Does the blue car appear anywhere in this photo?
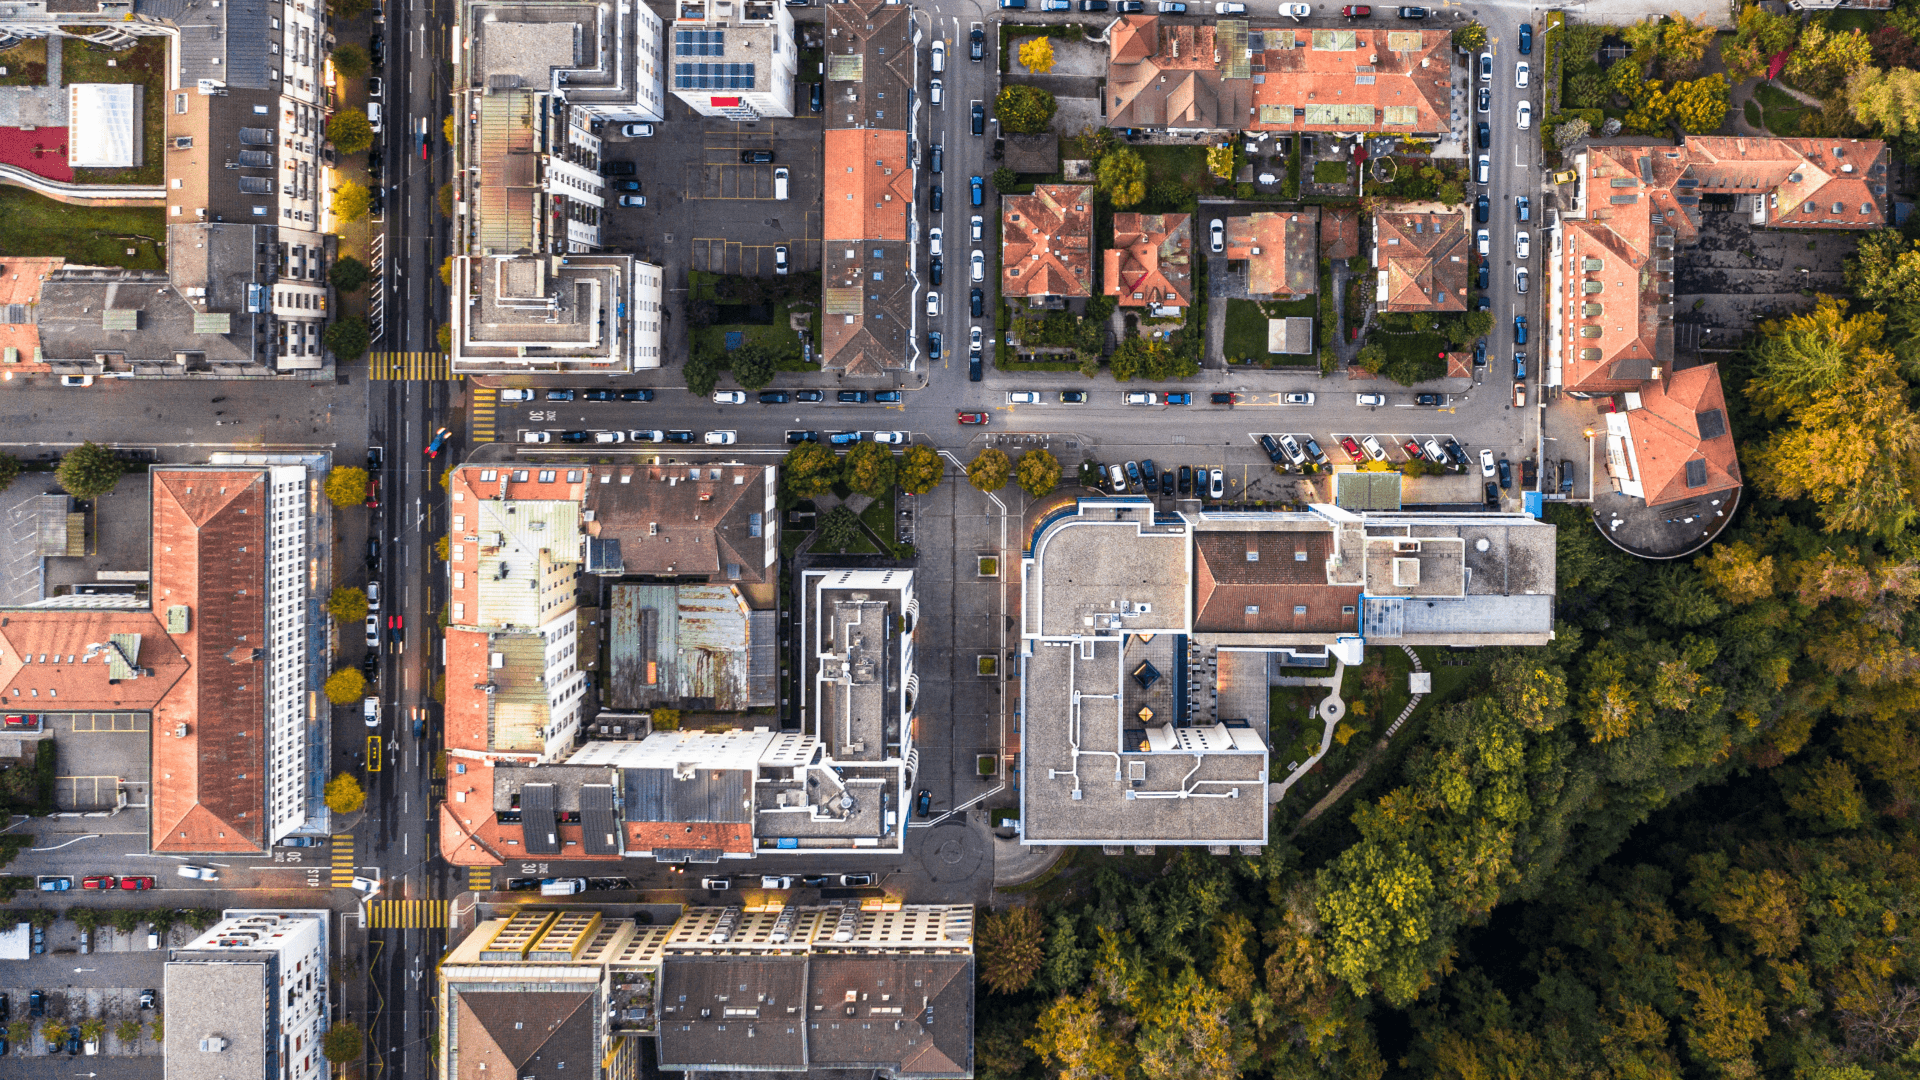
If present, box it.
[1514,315,1528,345]
[1519,22,1532,53]
[970,176,984,206]
[1124,460,1142,490]
[1514,353,1527,380]
[1473,339,1487,367]
[1140,459,1158,487]
[1166,392,1192,405]
[874,391,902,403]
[928,331,943,359]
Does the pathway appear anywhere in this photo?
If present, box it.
[1267,658,1346,802]
[1329,258,1358,368]
[1288,646,1427,835]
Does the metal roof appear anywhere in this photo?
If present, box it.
[580,783,619,855]
[521,782,560,854]
[624,766,751,824]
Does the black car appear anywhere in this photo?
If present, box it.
[1140,459,1159,487]
[759,390,791,404]
[916,789,933,817]
[1485,481,1500,507]
[1061,389,1087,403]
[1496,457,1513,490]
[1475,193,1490,223]
[584,388,614,400]
[1414,393,1442,406]
[28,992,43,1018]
[1080,0,1108,8]
[360,651,379,681]
[875,391,902,402]
[1476,121,1490,150]
[1259,434,1285,463]
[930,259,943,285]
[1477,263,1489,290]
[369,33,385,65]
[559,430,590,443]
[969,354,983,382]
[1560,458,1575,494]
[838,390,869,403]
[929,143,943,173]
[969,25,984,60]
[809,82,823,113]
[1177,465,1192,494]
[1397,5,1427,15]
[618,388,654,401]
[366,538,380,569]
[367,445,383,470]
[1210,392,1234,404]
[786,430,819,443]
[0,992,9,1023]
[600,160,636,176]
[545,388,575,401]
[664,430,693,443]
[971,101,985,136]
[930,185,943,212]
[506,877,541,891]
[795,390,824,402]
[928,331,943,359]
[740,149,774,163]
[1519,22,1532,53]
[970,287,984,316]
[801,874,831,887]
[1160,469,1175,495]
[610,179,642,192]
[1473,339,1487,367]
[1445,439,1469,467]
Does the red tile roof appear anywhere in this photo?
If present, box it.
[1105,213,1193,308]
[1002,185,1093,299]
[0,258,61,372]
[1684,136,1889,229]
[1625,364,1743,509]
[1224,210,1317,296]
[1193,531,1359,634]
[1372,207,1468,312]
[821,131,914,375]
[823,129,913,243]
[627,820,753,856]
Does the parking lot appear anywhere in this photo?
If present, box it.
[41,712,151,813]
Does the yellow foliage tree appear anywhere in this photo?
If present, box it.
[1668,74,1729,134]
[1206,145,1233,180]
[1848,65,1920,139]
[324,773,366,814]
[323,667,366,705]
[331,180,371,224]
[1017,36,1054,74]
[324,466,369,507]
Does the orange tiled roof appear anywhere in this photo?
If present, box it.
[1105,213,1193,308]
[1193,531,1358,634]
[1224,210,1317,296]
[1002,185,1093,299]
[444,629,502,756]
[1373,207,1467,312]
[820,129,914,374]
[1684,136,1888,229]
[1626,364,1743,509]
[0,258,62,372]
[627,820,753,856]
[823,129,913,243]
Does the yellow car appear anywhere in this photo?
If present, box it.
[1550,169,1579,185]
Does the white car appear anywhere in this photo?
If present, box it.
[971,250,985,282]
[712,390,747,404]
[522,430,551,444]
[593,431,626,444]
[969,326,984,353]
[1209,218,1225,253]
[1125,392,1160,405]
[1282,392,1314,404]
[1516,267,1529,294]
[1215,2,1245,12]
[1208,468,1225,498]
[177,865,218,881]
[929,78,943,106]
[1360,435,1387,462]
[700,877,731,890]
[365,614,379,647]
[1516,231,1530,259]
[1480,448,1497,477]
[363,697,380,728]
[1477,228,1490,256]
[872,431,908,444]
[1279,434,1307,466]
[350,875,381,894]
[621,123,655,137]
[1281,2,1310,17]
[1479,51,1492,81]
[631,429,664,443]
[1516,61,1529,89]
[970,215,984,242]
[774,245,789,275]
[366,582,381,613]
[1007,391,1042,404]
[499,388,535,401]
[1476,154,1489,184]
[59,375,93,388]
[704,430,738,444]
[930,39,946,71]
[761,875,794,890]
[1356,393,1387,406]
[1423,438,1447,465]
[929,226,943,258]
[927,292,941,317]
[1517,99,1532,129]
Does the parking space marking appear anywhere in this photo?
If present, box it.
[64,711,147,733]
[366,735,382,773]
[685,162,775,200]
[691,238,785,276]
[57,774,122,810]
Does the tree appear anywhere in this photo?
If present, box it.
[331,0,369,19]
[1206,145,1233,181]
[1870,24,1920,69]
[1136,968,1244,1080]
[4,1021,29,1050]
[730,342,777,390]
[995,84,1057,135]
[325,317,370,362]
[331,180,371,223]
[330,43,368,78]
[437,324,453,353]
[114,1018,142,1047]
[41,1019,69,1047]
[979,907,1046,993]
[148,1015,164,1043]
[683,351,720,397]
[1668,74,1730,134]
[1452,21,1487,52]
[967,448,1011,492]
[78,1019,105,1044]
[323,667,366,705]
[324,774,366,814]
[0,453,21,492]
[815,505,861,551]
[322,1022,364,1064]
[326,586,369,624]
[897,444,944,495]
[1660,11,1717,78]
[1784,757,1867,831]
[443,113,457,145]
[324,466,369,507]
[1785,23,1874,98]
[1848,65,1920,140]
[56,441,122,499]
[328,110,375,155]
[437,183,454,218]
[782,441,842,499]
[1018,36,1055,74]
[1096,148,1147,209]
[1723,3,1800,81]
[1016,448,1062,497]
[844,441,897,498]
[1028,991,1134,1080]
[330,255,369,293]
[991,166,1019,192]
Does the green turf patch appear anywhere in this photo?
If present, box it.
[0,188,165,269]
[1224,299,1272,359]
[1313,159,1351,185]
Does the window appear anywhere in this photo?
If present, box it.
[1245,550,1259,562]
[1294,550,1308,561]
[175,92,189,113]
[174,136,193,149]
[1683,459,1708,488]
[252,206,269,216]
[1244,605,1259,615]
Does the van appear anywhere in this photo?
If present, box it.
[146,932,160,949]
[367,102,383,134]
[540,878,587,896]
[773,166,789,201]
[363,697,381,728]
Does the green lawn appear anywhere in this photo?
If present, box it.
[1751,84,1812,135]
[692,303,818,372]
[0,38,47,86]
[858,491,913,558]
[59,36,166,185]
[1313,159,1351,185]
[0,188,164,268]
[1224,299,1271,359]
[1374,330,1451,382]
[1133,144,1210,189]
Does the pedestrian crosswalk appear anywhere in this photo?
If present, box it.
[330,834,355,888]
[367,900,449,929]
[466,866,492,892]
[370,351,453,381]
[470,386,497,443]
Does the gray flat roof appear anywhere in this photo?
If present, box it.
[164,959,269,1080]
[1025,502,1190,638]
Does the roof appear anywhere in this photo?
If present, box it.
[823,129,913,244]
[1104,213,1194,308]
[451,988,598,1080]
[582,464,776,583]
[1225,210,1317,296]
[1686,136,1888,228]
[1373,206,1468,312]
[1192,529,1359,634]
[822,0,912,131]
[1002,133,1059,173]
[806,956,973,1078]
[820,128,914,376]
[38,232,270,374]
[0,258,62,372]
[163,957,270,1080]
[67,83,137,168]
[1002,185,1094,299]
[657,957,811,1069]
[1625,364,1743,508]
[606,584,773,711]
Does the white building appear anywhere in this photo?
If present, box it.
[164,910,330,1080]
[668,0,796,120]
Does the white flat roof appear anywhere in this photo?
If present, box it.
[69,84,137,169]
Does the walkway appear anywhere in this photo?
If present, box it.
[1267,658,1346,802]
[1288,646,1427,834]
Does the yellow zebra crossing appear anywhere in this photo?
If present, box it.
[367,900,449,929]
[466,865,492,892]
[470,386,497,443]
[330,834,355,888]
[370,351,453,381]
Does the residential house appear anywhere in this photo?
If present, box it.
[1372,206,1468,312]
[1002,185,1093,302]
[1223,209,1318,298]
[1105,213,1194,310]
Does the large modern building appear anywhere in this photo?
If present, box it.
[668,0,797,120]
[164,910,330,1080]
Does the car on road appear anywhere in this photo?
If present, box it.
[1480,448,1497,477]
[759,390,791,404]
[930,185,943,212]
[120,876,154,890]
[59,375,92,388]
[610,180,642,193]
[28,992,44,1017]
[792,390,823,402]
[1208,468,1225,499]
[632,429,665,443]
[498,388,535,401]
[365,614,380,647]
[1486,481,1501,507]
[1442,440,1469,468]
[1212,392,1236,404]
[1513,381,1527,408]
[1477,263,1490,290]
[1160,470,1175,495]
[928,331,943,359]
[930,38,946,71]
[1176,465,1192,493]
[1355,392,1386,406]
[592,431,625,444]
[1080,1,1108,10]
[957,411,988,425]
[282,836,322,848]
[545,388,575,401]
[971,250,985,281]
[809,82,823,111]
[774,245,789,275]
[876,391,901,403]
[970,214,985,243]
[1282,392,1314,404]
[1340,4,1370,14]
[1519,22,1532,53]
[928,225,943,257]
[1279,434,1308,467]
[703,430,737,445]
[872,431,907,444]
[740,149,774,164]
[2,714,37,730]
[916,789,933,817]
[971,287,984,316]
[1157,2,1186,11]
[82,876,117,890]
[1476,193,1489,223]
[1515,61,1529,88]
[1059,390,1088,404]
[1210,218,1225,252]
[1414,393,1445,406]
[1339,435,1365,462]
[838,390,868,403]
[1124,461,1143,490]
[970,173,984,202]
[424,427,451,457]
[840,873,877,887]
[1360,435,1387,461]
[1516,195,1531,221]
[1476,121,1490,150]
[1517,99,1532,129]
[700,877,731,890]
[559,429,589,443]
[712,390,747,404]
[1477,228,1490,256]
[1423,438,1447,465]
[621,122,654,137]
[1106,464,1126,491]
[761,875,795,890]
[1516,230,1530,259]
[1476,152,1489,183]
[1302,438,1330,466]
[1476,87,1489,115]
[1514,315,1528,344]
[970,25,985,60]
[506,877,541,891]
[1007,391,1042,404]
[1400,438,1424,460]
[969,326,984,354]
[177,865,218,881]
[600,159,635,176]
[388,614,403,642]
[1214,1,1242,10]
[584,388,616,401]
[1479,51,1492,81]
[926,291,940,317]
[1167,392,1192,404]
[1497,457,1514,489]
[785,430,817,444]
[1516,266,1529,294]
[1124,392,1159,405]
[930,258,943,285]
[1280,2,1309,16]
[616,195,647,207]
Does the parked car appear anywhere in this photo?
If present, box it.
[81,876,117,890]
[1519,22,1532,53]
[759,390,791,404]
[761,875,795,890]
[957,411,989,425]
[1282,392,1314,404]
[1208,468,1225,499]
[1515,267,1529,293]
[1514,315,1528,344]
[119,876,154,891]
[1476,192,1490,222]
[1414,393,1445,406]
[703,430,738,445]
[1479,51,1492,81]
[1356,392,1386,406]
[740,149,774,164]
[712,390,747,404]
[1560,459,1576,494]
[1360,436,1387,462]
[1397,6,1428,16]
[840,874,877,887]
[1340,4,1370,15]
[970,25,985,60]
[795,390,824,402]
[1167,392,1192,404]
[1259,435,1285,464]
[1124,392,1160,405]
[774,245,789,275]
[1497,457,1514,489]
[365,614,380,647]
[785,430,817,444]
[1477,228,1491,256]
[1486,481,1501,507]
[971,287,984,317]
[1061,390,1088,403]
[1280,1,1310,16]
[1157,2,1186,11]
[700,877,731,890]
[1209,218,1225,253]
[1517,196,1531,222]
[1516,60,1530,88]
[1007,391,1042,404]
[621,122,655,137]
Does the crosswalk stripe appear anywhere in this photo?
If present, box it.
[466,866,492,892]
[470,387,497,443]
[367,900,449,929]
[370,351,454,382]
[330,834,355,888]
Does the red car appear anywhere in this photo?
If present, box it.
[1341,4,1371,14]
[81,875,118,890]
[119,876,154,891]
[388,614,404,643]
[1339,436,1365,463]
[365,474,380,509]
[956,411,989,425]
[1401,439,1423,460]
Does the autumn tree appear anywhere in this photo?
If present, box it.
[1723,3,1800,81]
[328,109,375,155]
[1017,36,1055,74]
[1096,148,1147,209]
[781,440,842,499]
[325,586,369,623]
[1668,74,1729,134]
[330,43,368,78]
[1785,23,1874,97]
[325,773,366,814]
[967,448,1011,492]
[322,1022,364,1063]
[843,441,897,498]
[1848,65,1920,140]
[324,667,367,706]
[332,178,371,222]
[1027,991,1133,1080]
[1659,11,1716,79]
[978,907,1046,993]
[1451,21,1487,52]
[324,465,370,507]
[1015,448,1061,497]
[995,84,1057,135]
[896,444,944,495]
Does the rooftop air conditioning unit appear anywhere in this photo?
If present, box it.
[174,723,189,738]
[199,1038,229,1053]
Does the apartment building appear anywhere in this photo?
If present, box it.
[669,0,796,120]
[165,909,330,1080]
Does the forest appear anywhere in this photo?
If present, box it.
[972,222,1920,1079]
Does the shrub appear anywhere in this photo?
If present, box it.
[650,708,681,732]
[330,44,368,78]
[115,1018,143,1047]
[815,505,861,551]
[1017,36,1055,74]
[991,166,1019,192]
[0,453,21,492]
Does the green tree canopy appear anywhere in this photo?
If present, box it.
[322,1022,364,1064]
[683,351,721,397]
[328,110,374,155]
[978,907,1046,994]
[967,448,1011,492]
[991,166,1019,192]
[995,84,1057,135]
[1015,448,1061,498]
[56,441,122,499]
[844,441,897,498]
[325,317,370,362]
[729,343,777,390]
[329,255,369,293]
[782,441,841,499]
[897,444,944,495]
[330,43,368,78]
[814,505,861,551]
[0,453,20,492]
